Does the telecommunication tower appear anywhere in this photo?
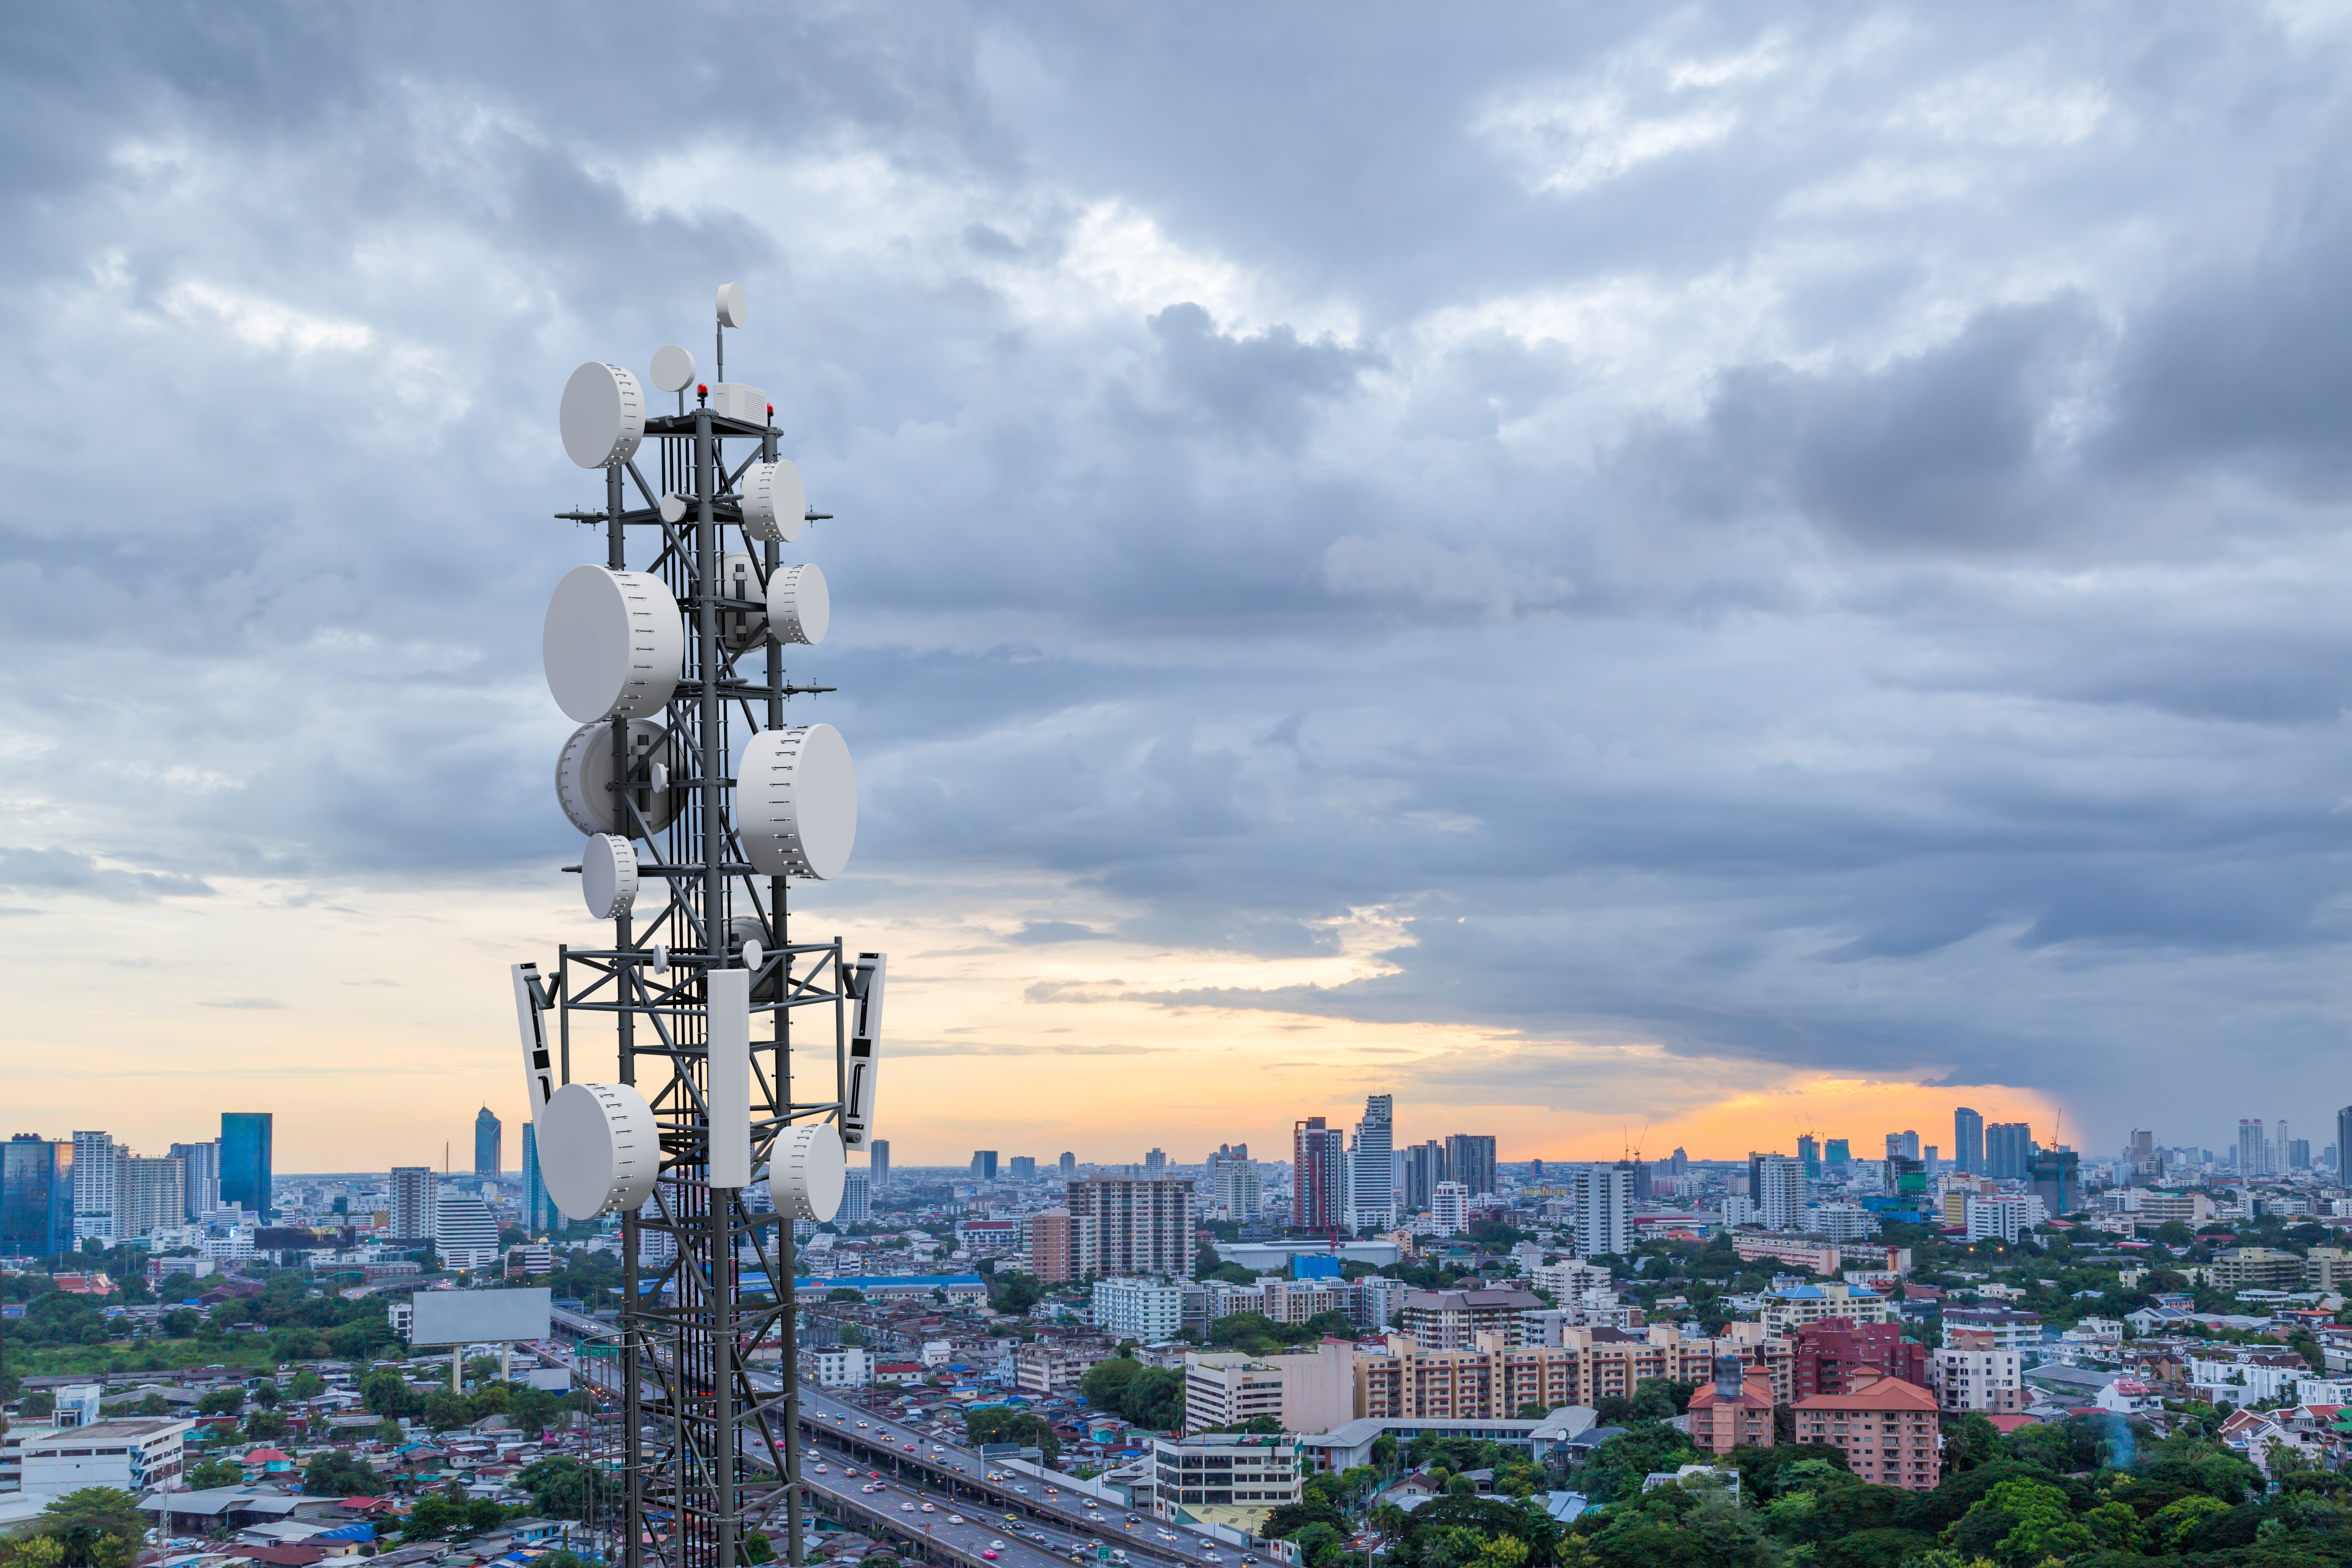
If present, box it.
[508,282,886,1568]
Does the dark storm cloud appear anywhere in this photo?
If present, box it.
[5,2,2352,1147]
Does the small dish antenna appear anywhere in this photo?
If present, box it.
[560,362,646,469]
[740,723,857,880]
[581,833,640,919]
[766,562,829,646]
[741,460,805,543]
[556,719,679,837]
[543,565,683,723]
[765,1123,847,1221]
[539,1081,662,1219]
[650,343,698,394]
[659,492,689,525]
[717,282,749,329]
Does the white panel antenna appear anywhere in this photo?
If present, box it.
[839,951,886,1148]
[707,970,753,1189]
[510,962,557,1118]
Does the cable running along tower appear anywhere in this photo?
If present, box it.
[511,282,885,1568]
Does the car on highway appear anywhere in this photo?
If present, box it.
[922,1504,936,1514]
[815,1464,829,1474]
[982,1554,998,1561]
[900,1504,916,1513]
[949,1516,965,1525]
[857,1421,869,1428]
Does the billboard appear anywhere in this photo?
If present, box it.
[409,1287,552,1346]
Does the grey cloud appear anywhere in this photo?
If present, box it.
[0,847,214,903]
[1008,921,1113,945]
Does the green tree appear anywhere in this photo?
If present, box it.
[1078,1355,1142,1407]
[1950,1478,2094,1568]
[31,1488,144,1568]
[287,1369,326,1400]
[197,1389,245,1416]
[303,1451,384,1498]
[185,1458,244,1491]
[519,1457,601,1521]
[1118,1365,1185,1430]
[991,1272,1045,1314]
[965,1408,1062,1462]
[401,1495,460,1540]
[243,1408,289,1442]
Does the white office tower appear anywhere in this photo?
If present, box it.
[70,1132,125,1243]
[1347,1094,1396,1231]
[1569,1164,1631,1257]
[1749,1153,1805,1231]
[389,1166,435,1243]
[838,1170,872,1227]
[433,1191,500,1269]
[1430,1181,1470,1236]
[126,1157,187,1239]
[1213,1157,1262,1221]
[2276,1120,2291,1177]
[170,1141,221,1220]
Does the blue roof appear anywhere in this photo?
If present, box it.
[317,1525,376,1542]
[800,1275,987,1289]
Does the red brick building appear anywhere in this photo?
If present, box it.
[1792,1368,1942,1490]
[1790,1317,1929,1397]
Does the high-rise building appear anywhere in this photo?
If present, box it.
[1212,1157,1262,1220]
[1749,1154,1804,1232]
[220,1113,273,1220]
[1348,1095,1396,1231]
[2276,1120,2290,1176]
[1954,1109,1984,1176]
[2291,1139,2312,1171]
[433,1190,499,1269]
[522,1124,554,1233]
[1985,1124,2032,1182]
[1143,1148,1167,1176]
[126,1157,186,1238]
[1066,1176,1197,1279]
[2340,1109,2352,1188]
[2027,1150,2079,1218]
[390,1166,435,1243]
[1403,1140,1444,1211]
[71,1131,123,1242]
[972,1151,999,1182]
[1057,1150,1074,1178]
[2,1135,74,1259]
[1824,1139,1850,1167]
[1009,1155,1038,1180]
[1797,1135,1820,1178]
[169,1141,220,1220]
[475,1108,502,1175]
[1883,1131,1920,1162]
[1293,1118,1345,1232]
[872,1140,892,1187]
[2237,1119,2267,1176]
[1445,1135,1498,1201]
[838,1171,872,1227]
[1569,1165,1631,1258]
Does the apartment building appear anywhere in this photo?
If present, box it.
[1355,1325,1732,1420]
[1015,1340,1109,1396]
[1686,1357,1776,1454]
[1183,1340,1354,1433]
[18,1420,190,1497]
[2306,1248,2352,1293]
[1398,1288,1544,1350]
[1788,1319,1928,1397]
[1022,1208,1098,1285]
[1094,1277,1188,1342]
[1792,1371,1941,1490]
[1149,1433,1304,1531]
[1932,1328,2022,1414]
[1939,1308,2041,1354]
[1068,1177,1197,1280]
[2211,1247,2304,1292]
[1759,1282,1895,1337]
[1732,1234,1842,1275]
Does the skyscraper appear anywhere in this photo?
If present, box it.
[2237,1118,2266,1176]
[433,1189,499,1269]
[126,1157,186,1238]
[1797,1135,1820,1178]
[1143,1148,1167,1176]
[1824,1139,1850,1167]
[838,1171,872,1227]
[1056,1150,1074,1179]
[1444,1134,1498,1201]
[1403,1140,1443,1211]
[1985,1123,2032,1182]
[390,1166,435,1242]
[1884,1130,1920,1162]
[522,1124,554,1233]
[1748,1153,1804,1231]
[972,1151,999,1182]
[1347,1094,1396,1231]
[2276,1120,2290,1177]
[2,1135,74,1259]
[871,1139,891,1187]
[170,1141,220,1219]
[71,1131,123,1242]
[2339,1109,2352,1188]
[475,1108,502,1175]
[220,1113,273,1220]
[1293,1118,1345,1232]
[1569,1164,1630,1258]
[1954,1108,1984,1176]
[1009,1155,1038,1180]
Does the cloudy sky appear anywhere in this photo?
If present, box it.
[6,3,2351,1173]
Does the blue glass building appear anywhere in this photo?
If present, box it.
[523,1122,554,1233]
[1,1135,74,1259]
[220,1112,273,1220]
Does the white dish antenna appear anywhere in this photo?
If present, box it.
[543,564,683,723]
[650,343,698,394]
[766,563,829,646]
[717,282,749,329]
[741,460,805,543]
[719,552,769,651]
[739,723,858,880]
[765,1123,846,1222]
[581,833,640,919]
[539,1081,662,1220]
[556,719,679,837]
[660,492,689,525]
[560,362,647,469]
